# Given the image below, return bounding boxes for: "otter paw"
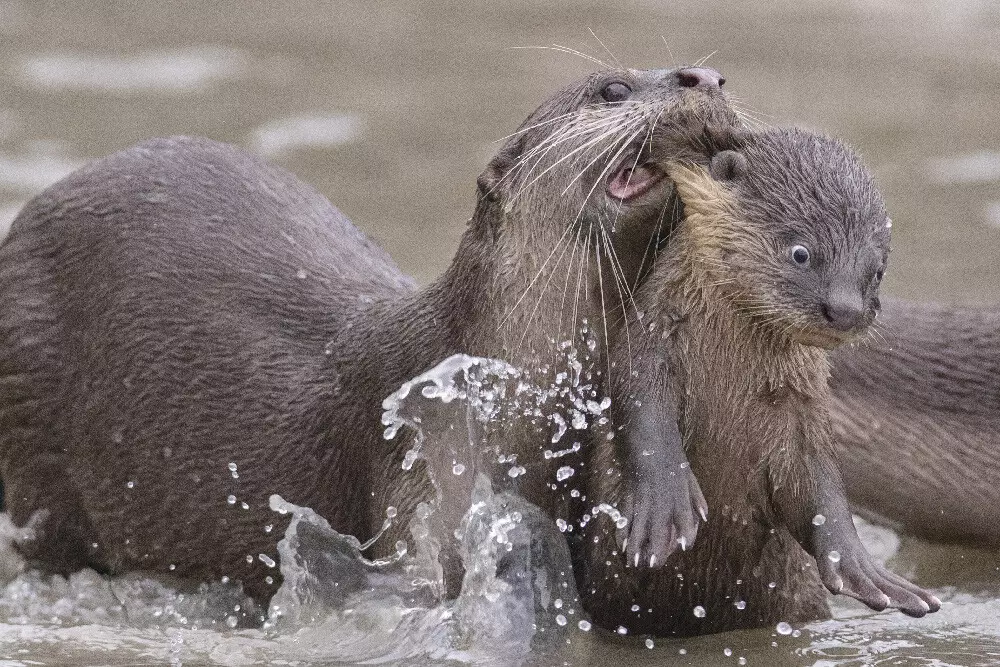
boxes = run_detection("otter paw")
[617,464,708,568]
[818,547,941,617]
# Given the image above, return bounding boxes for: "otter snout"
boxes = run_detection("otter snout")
[676,67,725,90]
[822,290,866,331]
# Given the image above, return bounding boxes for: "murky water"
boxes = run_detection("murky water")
[1,0,999,664]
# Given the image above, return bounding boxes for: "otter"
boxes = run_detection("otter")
[829,299,1000,546]
[0,66,736,605]
[579,128,940,636]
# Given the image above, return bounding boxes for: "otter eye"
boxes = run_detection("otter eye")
[601,82,632,103]
[790,245,810,266]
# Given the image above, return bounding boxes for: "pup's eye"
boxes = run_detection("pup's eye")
[790,245,810,266]
[601,82,632,103]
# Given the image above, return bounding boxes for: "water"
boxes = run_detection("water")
[1,0,999,664]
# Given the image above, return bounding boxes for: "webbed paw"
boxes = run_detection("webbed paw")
[817,544,941,617]
[617,462,707,568]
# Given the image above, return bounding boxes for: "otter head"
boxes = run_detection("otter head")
[670,127,891,349]
[469,66,740,355]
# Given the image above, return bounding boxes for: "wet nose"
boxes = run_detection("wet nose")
[676,67,725,90]
[822,293,865,331]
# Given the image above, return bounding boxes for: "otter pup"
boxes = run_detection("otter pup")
[0,66,735,604]
[581,128,940,636]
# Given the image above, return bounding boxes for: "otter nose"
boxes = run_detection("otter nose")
[822,293,865,331]
[676,67,725,90]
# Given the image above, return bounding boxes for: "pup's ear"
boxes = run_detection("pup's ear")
[709,150,748,182]
[477,134,525,202]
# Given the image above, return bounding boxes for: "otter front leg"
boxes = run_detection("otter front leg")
[617,379,707,568]
[773,454,940,617]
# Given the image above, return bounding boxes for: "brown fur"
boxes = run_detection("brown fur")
[0,67,737,605]
[578,129,938,636]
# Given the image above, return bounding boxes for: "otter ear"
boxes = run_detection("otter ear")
[709,150,748,183]
[477,135,524,202]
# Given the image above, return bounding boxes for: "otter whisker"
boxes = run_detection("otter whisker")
[492,111,584,143]
[508,44,610,69]
[587,28,624,69]
[694,50,718,67]
[510,113,637,201]
[660,36,677,65]
[498,217,580,329]
[514,218,580,354]
[558,220,587,344]
[593,220,614,385]
[596,220,633,379]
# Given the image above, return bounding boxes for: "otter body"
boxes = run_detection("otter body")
[0,67,736,603]
[830,299,1000,546]
[581,129,938,636]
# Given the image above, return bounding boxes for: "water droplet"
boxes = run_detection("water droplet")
[126,480,134,489]
[168,563,176,571]
[616,625,628,635]
[812,514,826,526]
[739,658,747,665]
[631,604,640,612]
[578,619,592,631]
[296,269,308,280]
[556,518,568,532]
[679,648,687,655]
[776,621,793,635]
[693,605,706,618]
[556,465,575,481]
[452,462,466,475]
[225,615,238,628]
[645,638,655,649]
[265,576,274,585]
[245,555,253,563]
[556,614,567,626]
[768,581,777,589]
[386,506,397,518]
[258,553,276,568]
[228,462,238,472]
[240,501,249,510]
[735,600,746,610]
[828,550,841,563]
[227,495,236,505]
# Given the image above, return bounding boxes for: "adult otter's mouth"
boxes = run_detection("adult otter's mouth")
[607,161,666,201]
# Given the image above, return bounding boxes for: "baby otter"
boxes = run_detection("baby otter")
[581,128,940,636]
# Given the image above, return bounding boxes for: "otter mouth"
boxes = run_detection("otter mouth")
[792,325,863,350]
[607,160,666,201]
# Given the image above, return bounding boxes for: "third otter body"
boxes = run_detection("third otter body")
[580,128,939,636]
[0,66,736,605]
[829,299,1000,546]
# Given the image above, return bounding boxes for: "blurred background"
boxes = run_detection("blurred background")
[1,0,998,301]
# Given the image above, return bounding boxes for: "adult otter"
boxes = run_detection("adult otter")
[0,66,736,605]
[579,128,939,636]
[829,300,1000,546]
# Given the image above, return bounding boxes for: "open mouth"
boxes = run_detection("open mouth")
[607,160,666,201]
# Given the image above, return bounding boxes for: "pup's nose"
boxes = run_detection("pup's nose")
[676,67,725,90]
[822,295,865,331]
